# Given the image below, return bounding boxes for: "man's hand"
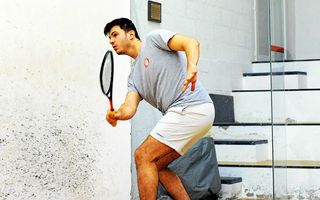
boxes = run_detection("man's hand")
[182,63,198,93]
[104,91,142,127]
[105,109,121,127]
[167,34,200,93]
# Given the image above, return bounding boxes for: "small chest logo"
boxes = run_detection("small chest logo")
[144,58,150,68]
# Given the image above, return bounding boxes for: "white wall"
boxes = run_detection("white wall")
[132,0,254,94]
[295,0,320,59]
[285,0,296,60]
[286,0,320,60]
[0,0,131,199]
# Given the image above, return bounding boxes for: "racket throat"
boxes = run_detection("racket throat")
[109,99,114,111]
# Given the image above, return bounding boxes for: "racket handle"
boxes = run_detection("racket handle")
[109,99,114,111]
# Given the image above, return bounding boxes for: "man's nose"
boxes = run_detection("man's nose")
[109,38,115,45]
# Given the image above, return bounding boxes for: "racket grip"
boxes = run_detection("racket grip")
[109,99,114,111]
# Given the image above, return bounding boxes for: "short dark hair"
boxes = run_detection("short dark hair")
[104,18,140,40]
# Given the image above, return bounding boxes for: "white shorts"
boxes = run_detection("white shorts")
[150,103,215,155]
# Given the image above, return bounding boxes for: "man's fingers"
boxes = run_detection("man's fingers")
[105,110,119,127]
[182,80,189,93]
[114,112,121,119]
[111,120,117,127]
[105,113,115,122]
[107,117,117,127]
[191,81,196,91]
[182,85,187,93]
[109,111,116,118]
[182,74,197,93]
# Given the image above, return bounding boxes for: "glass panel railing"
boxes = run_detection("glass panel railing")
[270,0,288,199]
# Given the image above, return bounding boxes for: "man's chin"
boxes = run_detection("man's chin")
[114,49,124,55]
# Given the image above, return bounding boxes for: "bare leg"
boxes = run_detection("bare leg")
[156,151,190,200]
[159,168,190,200]
[134,136,172,200]
[136,159,158,200]
[134,135,190,200]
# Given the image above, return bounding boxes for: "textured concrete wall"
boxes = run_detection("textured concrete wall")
[0,0,131,199]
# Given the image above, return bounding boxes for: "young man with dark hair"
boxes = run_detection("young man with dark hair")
[104,18,215,200]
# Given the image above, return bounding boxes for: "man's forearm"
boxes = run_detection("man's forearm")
[185,39,200,67]
[117,102,137,120]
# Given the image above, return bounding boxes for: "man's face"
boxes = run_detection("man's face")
[108,25,130,55]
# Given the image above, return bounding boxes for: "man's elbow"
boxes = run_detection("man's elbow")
[190,38,200,49]
[195,39,200,48]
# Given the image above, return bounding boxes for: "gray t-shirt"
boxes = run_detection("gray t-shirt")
[128,29,212,114]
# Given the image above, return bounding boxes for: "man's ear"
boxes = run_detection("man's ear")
[128,30,136,40]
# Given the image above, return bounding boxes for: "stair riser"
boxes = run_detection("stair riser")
[282,126,320,161]
[213,126,271,140]
[233,91,320,123]
[220,182,242,199]
[216,144,268,162]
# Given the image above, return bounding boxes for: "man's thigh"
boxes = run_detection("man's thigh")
[135,135,179,164]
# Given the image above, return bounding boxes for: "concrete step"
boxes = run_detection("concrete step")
[232,89,320,123]
[218,161,320,199]
[214,139,268,162]
[158,177,240,200]
[251,60,320,88]
[221,176,243,184]
[211,124,320,161]
[220,177,243,200]
[239,196,273,200]
[241,71,307,90]
[218,160,320,168]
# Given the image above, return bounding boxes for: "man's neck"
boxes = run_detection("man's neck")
[127,39,142,59]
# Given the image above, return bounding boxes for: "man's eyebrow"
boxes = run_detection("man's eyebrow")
[110,31,117,36]
[108,31,115,39]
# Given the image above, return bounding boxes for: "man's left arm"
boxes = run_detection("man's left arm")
[167,34,200,93]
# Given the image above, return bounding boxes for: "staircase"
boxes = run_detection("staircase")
[211,60,320,199]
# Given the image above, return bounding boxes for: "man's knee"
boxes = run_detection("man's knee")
[134,147,152,167]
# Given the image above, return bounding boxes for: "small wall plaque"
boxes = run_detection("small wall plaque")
[148,1,161,23]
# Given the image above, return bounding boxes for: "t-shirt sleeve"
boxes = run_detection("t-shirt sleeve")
[146,29,177,51]
[127,72,138,93]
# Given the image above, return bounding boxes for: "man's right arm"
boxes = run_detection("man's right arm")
[106,91,142,126]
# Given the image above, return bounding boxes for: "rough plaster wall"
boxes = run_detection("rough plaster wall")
[0,0,131,199]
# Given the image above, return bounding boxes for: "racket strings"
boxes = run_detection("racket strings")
[102,53,113,94]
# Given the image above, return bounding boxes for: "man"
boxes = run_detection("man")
[104,18,215,200]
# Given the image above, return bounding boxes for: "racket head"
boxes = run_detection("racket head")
[100,50,114,110]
